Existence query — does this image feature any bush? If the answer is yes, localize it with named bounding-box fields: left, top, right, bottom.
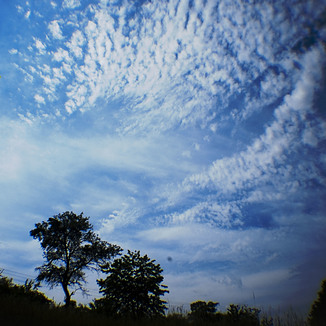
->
left=0, top=274, right=52, bottom=306
left=188, top=300, right=220, bottom=322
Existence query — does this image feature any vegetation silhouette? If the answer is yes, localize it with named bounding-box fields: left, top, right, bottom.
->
left=0, top=270, right=52, bottom=306
left=226, top=304, right=261, bottom=326
left=0, top=271, right=322, bottom=326
left=188, top=300, right=219, bottom=322
left=30, top=211, right=121, bottom=307
left=308, top=279, right=326, bottom=326
left=96, top=250, right=169, bottom=319
left=186, top=301, right=262, bottom=326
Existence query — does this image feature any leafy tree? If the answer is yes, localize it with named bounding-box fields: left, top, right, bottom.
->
left=227, top=304, right=260, bottom=326
left=308, top=279, right=326, bottom=326
left=96, top=250, right=169, bottom=319
left=30, top=211, right=121, bottom=307
left=189, top=300, right=219, bottom=321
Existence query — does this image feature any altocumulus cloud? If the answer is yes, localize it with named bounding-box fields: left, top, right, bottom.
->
left=0, top=0, right=326, bottom=312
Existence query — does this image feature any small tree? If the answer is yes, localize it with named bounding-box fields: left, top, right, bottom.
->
left=227, top=304, right=260, bottom=326
left=30, top=211, right=121, bottom=307
left=189, top=300, right=219, bottom=321
left=308, top=279, right=326, bottom=326
left=96, top=250, right=169, bottom=319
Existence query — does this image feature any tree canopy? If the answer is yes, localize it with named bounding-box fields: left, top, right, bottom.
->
left=96, top=250, right=169, bottom=319
left=30, top=211, right=121, bottom=307
left=189, top=300, right=219, bottom=321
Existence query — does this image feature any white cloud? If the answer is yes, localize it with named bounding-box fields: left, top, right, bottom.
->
left=302, top=128, right=319, bottom=147
left=62, top=0, right=81, bottom=9
left=9, top=49, right=18, bottom=54
left=16, top=5, right=24, bottom=14
left=34, top=38, right=46, bottom=54
left=164, top=201, right=242, bottom=227
left=137, top=224, right=284, bottom=264
left=0, top=240, right=41, bottom=265
left=177, top=47, right=325, bottom=200
left=0, top=119, right=199, bottom=243
left=52, top=67, right=66, bottom=81
left=34, top=94, right=45, bottom=105
left=242, top=269, right=292, bottom=290
left=48, top=20, right=64, bottom=39
left=164, top=267, right=296, bottom=309
left=66, top=30, right=85, bottom=58
left=52, top=48, right=71, bottom=62
left=64, top=99, right=76, bottom=114
left=16, top=0, right=325, bottom=133
left=25, top=10, right=31, bottom=19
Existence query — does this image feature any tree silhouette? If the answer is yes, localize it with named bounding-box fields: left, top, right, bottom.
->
left=189, top=300, right=219, bottom=321
left=308, top=279, right=326, bottom=326
left=30, top=211, right=121, bottom=307
left=227, top=304, right=260, bottom=326
left=96, top=250, right=169, bottom=319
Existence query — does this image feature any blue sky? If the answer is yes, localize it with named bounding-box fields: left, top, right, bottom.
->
left=1, top=0, right=326, bottom=313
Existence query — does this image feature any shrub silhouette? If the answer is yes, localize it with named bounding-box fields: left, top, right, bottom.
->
left=226, top=304, right=261, bottom=326
left=188, top=300, right=219, bottom=322
left=0, top=272, right=52, bottom=305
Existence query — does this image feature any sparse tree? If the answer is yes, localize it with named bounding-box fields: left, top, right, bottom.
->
left=30, top=211, right=121, bottom=307
left=308, top=279, right=326, bottom=326
left=96, top=250, right=169, bottom=319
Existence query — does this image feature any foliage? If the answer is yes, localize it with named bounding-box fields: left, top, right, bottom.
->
left=308, top=279, right=326, bottom=326
left=30, top=211, right=121, bottom=307
left=96, top=250, right=169, bottom=319
left=0, top=272, right=52, bottom=306
left=188, top=300, right=219, bottom=321
left=226, top=304, right=261, bottom=326
left=260, top=315, right=273, bottom=326
left=0, top=274, right=307, bottom=326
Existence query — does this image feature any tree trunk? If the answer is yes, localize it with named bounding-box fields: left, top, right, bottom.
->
left=62, top=283, right=71, bottom=308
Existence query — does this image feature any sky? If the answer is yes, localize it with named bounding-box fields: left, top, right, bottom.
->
left=0, top=0, right=326, bottom=314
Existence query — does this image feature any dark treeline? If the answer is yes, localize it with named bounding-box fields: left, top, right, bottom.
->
left=0, top=274, right=325, bottom=326
left=0, top=211, right=325, bottom=325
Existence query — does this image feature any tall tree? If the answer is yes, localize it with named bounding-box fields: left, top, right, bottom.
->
left=96, top=250, right=169, bottom=319
left=30, top=211, right=121, bottom=307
